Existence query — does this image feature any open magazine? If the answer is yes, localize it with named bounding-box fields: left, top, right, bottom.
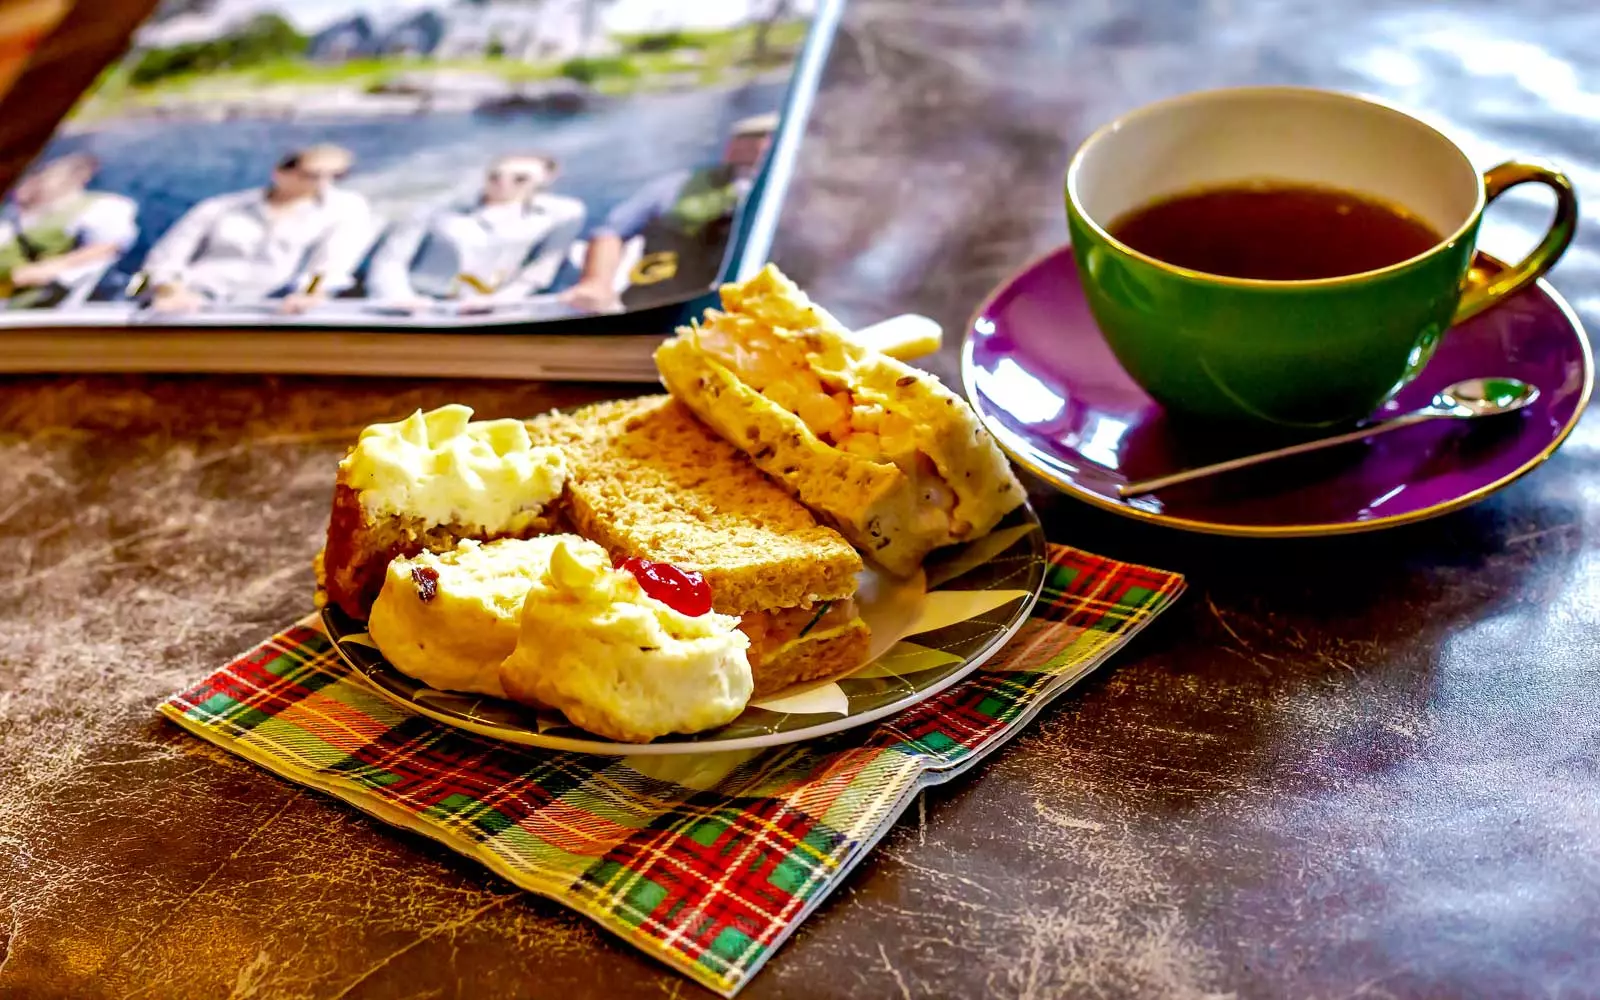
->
left=0, top=0, right=842, bottom=379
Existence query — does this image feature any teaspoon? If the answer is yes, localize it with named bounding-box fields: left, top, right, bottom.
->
left=1116, top=377, right=1541, bottom=498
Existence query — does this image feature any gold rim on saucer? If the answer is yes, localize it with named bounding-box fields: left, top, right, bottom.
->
left=960, top=248, right=1593, bottom=539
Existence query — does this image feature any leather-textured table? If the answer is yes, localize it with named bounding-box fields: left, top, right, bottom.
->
left=2, top=2, right=1597, bottom=997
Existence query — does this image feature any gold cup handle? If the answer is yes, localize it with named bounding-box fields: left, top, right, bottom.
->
left=1453, top=161, right=1579, bottom=324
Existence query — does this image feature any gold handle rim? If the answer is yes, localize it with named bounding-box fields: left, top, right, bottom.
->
left=1453, top=160, right=1579, bottom=324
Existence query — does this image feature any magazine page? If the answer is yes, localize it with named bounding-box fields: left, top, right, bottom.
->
left=0, top=0, right=826, bottom=331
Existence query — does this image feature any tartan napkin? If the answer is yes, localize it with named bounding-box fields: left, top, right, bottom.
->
left=160, top=544, right=1182, bottom=996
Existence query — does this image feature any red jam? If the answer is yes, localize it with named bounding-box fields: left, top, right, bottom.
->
left=615, top=557, right=713, bottom=617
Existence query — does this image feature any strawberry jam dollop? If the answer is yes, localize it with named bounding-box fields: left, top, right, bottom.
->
left=615, top=557, right=714, bottom=617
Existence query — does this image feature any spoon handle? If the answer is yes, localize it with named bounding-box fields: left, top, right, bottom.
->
left=1116, top=411, right=1439, bottom=498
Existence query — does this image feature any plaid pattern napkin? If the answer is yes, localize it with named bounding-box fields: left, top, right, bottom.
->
left=160, top=544, right=1182, bottom=996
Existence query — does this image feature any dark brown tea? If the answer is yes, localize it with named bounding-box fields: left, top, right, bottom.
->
left=1107, top=181, right=1442, bottom=280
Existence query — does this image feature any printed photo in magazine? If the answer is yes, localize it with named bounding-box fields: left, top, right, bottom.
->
left=0, top=0, right=824, bottom=331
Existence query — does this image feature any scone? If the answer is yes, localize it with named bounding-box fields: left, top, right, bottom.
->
left=655, top=264, right=1026, bottom=576
left=499, top=537, right=753, bottom=743
left=527, top=396, right=871, bottom=697
left=320, top=404, right=566, bottom=619
left=367, top=537, right=569, bottom=699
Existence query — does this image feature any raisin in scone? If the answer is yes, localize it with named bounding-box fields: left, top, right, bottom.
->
left=367, top=537, right=573, bottom=698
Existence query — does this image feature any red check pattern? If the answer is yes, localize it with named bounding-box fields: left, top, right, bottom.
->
left=160, top=543, right=1182, bottom=996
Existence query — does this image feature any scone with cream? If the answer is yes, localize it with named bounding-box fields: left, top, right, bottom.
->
left=320, top=404, right=566, bottom=619
left=499, top=537, right=753, bottom=743
left=656, top=265, right=1025, bottom=575
left=367, top=537, right=565, bottom=699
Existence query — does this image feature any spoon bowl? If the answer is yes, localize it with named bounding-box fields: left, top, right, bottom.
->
left=1433, top=377, right=1540, bottom=418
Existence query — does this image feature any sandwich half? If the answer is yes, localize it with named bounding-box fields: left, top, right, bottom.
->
left=529, top=395, right=870, bottom=696
left=655, top=265, right=1025, bottom=576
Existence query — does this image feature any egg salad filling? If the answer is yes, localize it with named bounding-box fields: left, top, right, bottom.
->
left=341, top=404, right=566, bottom=533
left=499, top=538, right=753, bottom=743
left=690, top=315, right=958, bottom=526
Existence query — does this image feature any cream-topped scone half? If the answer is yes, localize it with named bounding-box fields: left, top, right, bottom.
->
left=655, top=265, right=1025, bottom=576
left=367, top=537, right=565, bottom=699
left=319, top=404, right=567, bottom=619
left=499, top=537, right=753, bottom=743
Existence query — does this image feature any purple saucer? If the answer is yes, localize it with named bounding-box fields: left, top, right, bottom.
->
left=961, top=245, right=1593, bottom=537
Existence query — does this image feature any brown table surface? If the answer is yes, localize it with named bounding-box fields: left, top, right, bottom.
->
left=4, top=1, right=1599, bottom=997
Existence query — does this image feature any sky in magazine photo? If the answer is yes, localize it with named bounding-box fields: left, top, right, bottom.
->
left=0, top=0, right=816, bottom=328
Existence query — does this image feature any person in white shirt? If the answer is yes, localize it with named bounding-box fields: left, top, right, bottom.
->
left=144, top=144, right=375, bottom=315
left=365, top=153, right=585, bottom=311
left=0, top=151, right=138, bottom=309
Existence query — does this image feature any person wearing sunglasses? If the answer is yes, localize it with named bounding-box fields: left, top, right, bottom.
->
left=561, top=112, right=777, bottom=315
left=365, top=153, right=584, bottom=312
left=142, top=143, right=375, bottom=315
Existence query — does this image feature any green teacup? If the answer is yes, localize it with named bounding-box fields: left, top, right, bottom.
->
left=1065, top=86, right=1578, bottom=428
